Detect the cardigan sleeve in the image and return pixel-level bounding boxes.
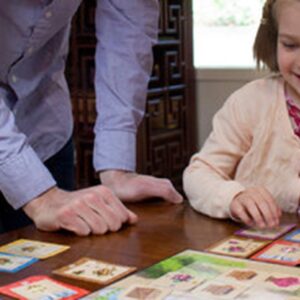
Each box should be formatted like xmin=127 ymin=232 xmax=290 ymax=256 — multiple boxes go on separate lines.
xmin=183 ymin=93 xmax=253 ymax=219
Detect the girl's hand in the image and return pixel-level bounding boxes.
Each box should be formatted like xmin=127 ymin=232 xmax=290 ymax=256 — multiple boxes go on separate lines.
xmin=230 ymin=187 xmax=282 ymax=228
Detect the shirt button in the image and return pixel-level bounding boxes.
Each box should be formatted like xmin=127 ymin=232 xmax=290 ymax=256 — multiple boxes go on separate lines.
xmin=45 ymin=11 xmax=52 ymax=18
xmin=11 ymin=75 xmax=18 ymax=83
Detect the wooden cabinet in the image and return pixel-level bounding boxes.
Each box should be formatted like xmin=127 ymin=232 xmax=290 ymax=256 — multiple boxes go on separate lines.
xmin=68 ymin=0 xmax=196 ymax=192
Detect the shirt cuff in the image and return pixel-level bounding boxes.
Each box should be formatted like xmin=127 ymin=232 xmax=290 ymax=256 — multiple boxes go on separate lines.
xmin=93 ymin=130 xmax=136 ymax=172
xmin=0 ymin=146 xmax=56 ymax=209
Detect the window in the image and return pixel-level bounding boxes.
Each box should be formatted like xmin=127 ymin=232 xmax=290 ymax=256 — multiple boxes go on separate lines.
xmin=193 ymin=0 xmax=264 ymax=68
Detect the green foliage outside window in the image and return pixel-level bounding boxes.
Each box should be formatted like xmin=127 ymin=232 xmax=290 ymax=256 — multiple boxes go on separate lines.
xmin=195 ymin=0 xmax=265 ymax=27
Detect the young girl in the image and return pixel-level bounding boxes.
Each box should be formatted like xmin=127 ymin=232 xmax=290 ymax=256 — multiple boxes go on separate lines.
xmin=183 ymin=0 xmax=300 ymax=229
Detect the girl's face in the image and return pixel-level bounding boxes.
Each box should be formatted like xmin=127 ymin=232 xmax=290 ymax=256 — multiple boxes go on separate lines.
xmin=277 ymin=1 xmax=300 ymax=103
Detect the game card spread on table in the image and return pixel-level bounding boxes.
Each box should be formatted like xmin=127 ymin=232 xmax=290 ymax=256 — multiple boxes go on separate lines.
xmin=206 ymin=236 xmax=269 ymax=258
xmin=0 ymin=275 xmax=88 ymax=300
xmin=251 ymin=240 xmax=300 ymax=266
xmin=0 ymin=239 xmax=70 ymax=259
xmin=53 ymin=257 xmax=136 ymax=285
xmin=283 ymin=228 xmax=300 ymax=243
xmin=79 ymin=250 xmax=300 ymax=300
xmin=0 ymin=252 xmax=38 ymax=273
xmin=235 ymin=224 xmax=296 ymax=240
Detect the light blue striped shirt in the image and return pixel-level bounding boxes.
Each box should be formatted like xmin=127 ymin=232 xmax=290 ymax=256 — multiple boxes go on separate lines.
xmin=0 ymin=0 xmax=158 ymax=209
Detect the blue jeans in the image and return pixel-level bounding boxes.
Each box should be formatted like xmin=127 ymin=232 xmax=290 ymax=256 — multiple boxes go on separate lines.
xmin=0 ymin=138 xmax=75 ymax=233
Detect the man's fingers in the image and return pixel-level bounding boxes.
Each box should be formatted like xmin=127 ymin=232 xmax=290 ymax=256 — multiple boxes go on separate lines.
xmin=127 ymin=209 xmax=138 ymax=224
xmin=138 ymin=177 xmax=183 ymax=204
xmin=57 ymin=205 xmax=92 ymax=236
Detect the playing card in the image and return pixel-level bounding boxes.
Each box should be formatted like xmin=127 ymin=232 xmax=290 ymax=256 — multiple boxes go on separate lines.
xmin=0 ymin=275 xmax=88 ymax=300
xmin=235 ymin=224 xmax=296 ymax=240
xmin=206 ymin=236 xmax=269 ymax=258
xmin=119 ymin=284 xmax=171 ymax=300
xmin=283 ymin=229 xmax=300 ymax=243
xmin=53 ymin=257 xmax=136 ymax=285
xmin=0 ymin=252 xmax=38 ymax=273
xmin=0 ymin=239 xmax=70 ymax=259
xmin=251 ymin=240 xmax=300 ymax=266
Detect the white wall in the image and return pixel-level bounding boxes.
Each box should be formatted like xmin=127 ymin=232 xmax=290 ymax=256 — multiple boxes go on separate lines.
xmin=195 ymin=68 xmax=269 ymax=148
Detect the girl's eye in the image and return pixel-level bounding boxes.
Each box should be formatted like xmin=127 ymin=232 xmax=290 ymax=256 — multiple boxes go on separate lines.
xmin=282 ymin=42 xmax=297 ymax=49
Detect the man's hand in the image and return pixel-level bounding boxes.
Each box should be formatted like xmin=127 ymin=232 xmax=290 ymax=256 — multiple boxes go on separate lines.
xmin=100 ymin=170 xmax=183 ymax=203
xmin=23 ymin=186 xmax=138 ymax=236
xmin=230 ymin=186 xmax=281 ymax=229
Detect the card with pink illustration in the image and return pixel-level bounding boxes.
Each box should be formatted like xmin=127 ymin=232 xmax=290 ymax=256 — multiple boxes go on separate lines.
xmin=206 ymin=236 xmax=269 ymax=258
xmin=235 ymin=224 xmax=296 ymax=240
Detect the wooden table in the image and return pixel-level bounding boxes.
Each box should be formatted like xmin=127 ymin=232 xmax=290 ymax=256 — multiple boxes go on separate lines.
xmin=0 ymin=201 xmax=298 ymax=299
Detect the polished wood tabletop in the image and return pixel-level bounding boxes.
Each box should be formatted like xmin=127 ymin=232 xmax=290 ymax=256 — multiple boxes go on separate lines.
xmin=0 ymin=200 xmax=299 ymax=298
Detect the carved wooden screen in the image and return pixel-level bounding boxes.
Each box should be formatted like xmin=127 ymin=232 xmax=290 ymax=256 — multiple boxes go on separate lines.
xmin=68 ymin=0 xmax=196 ymax=192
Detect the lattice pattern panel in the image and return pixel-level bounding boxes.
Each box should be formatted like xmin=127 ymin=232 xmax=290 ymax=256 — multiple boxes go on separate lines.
xmin=68 ymin=0 xmax=195 ymax=191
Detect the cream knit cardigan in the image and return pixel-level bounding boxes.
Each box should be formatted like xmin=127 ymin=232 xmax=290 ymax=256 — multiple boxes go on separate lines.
xmin=183 ymin=75 xmax=300 ymax=219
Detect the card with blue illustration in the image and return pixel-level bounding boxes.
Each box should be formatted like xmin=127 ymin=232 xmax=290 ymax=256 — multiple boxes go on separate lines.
xmin=0 ymin=252 xmax=38 ymax=273
xmin=283 ymin=229 xmax=300 ymax=243
xmin=251 ymin=240 xmax=300 ymax=266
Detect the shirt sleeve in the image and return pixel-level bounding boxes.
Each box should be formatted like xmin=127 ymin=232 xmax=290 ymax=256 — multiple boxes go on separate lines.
xmin=183 ymin=94 xmax=253 ymax=219
xmin=93 ymin=0 xmax=159 ymax=172
xmin=0 ymin=91 xmax=56 ymax=210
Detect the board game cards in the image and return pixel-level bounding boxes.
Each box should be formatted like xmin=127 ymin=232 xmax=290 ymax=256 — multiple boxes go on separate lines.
xmin=53 ymin=257 xmax=136 ymax=285
xmin=251 ymin=240 xmax=300 ymax=266
xmin=206 ymin=236 xmax=269 ymax=258
xmin=190 ymin=279 xmax=248 ymax=299
xmin=119 ymin=284 xmax=171 ymax=300
xmin=235 ymin=224 xmax=296 ymax=240
xmin=0 ymin=275 xmax=88 ymax=300
xmin=152 ymin=271 xmax=205 ymax=291
xmin=0 ymin=252 xmax=38 ymax=273
xmin=0 ymin=239 xmax=70 ymax=259
xmin=283 ymin=228 xmax=300 ymax=243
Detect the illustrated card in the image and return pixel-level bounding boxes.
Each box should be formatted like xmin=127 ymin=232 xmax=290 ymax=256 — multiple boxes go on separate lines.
xmin=152 ymin=271 xmax=205 ymax=291
xmin=53 ymin=257 xmax=136 ymax=285
xmin=235 ymin=224 xmax=296 ymax=240
xmin=119 ymin=284 xmax=170 ymax=300
xmin=0 ymin=252 xmax=38 ymax=273
xmin=0 ymin=275 xmax=88 ymax=300
xmin=79 ymin=287 xmax=123 ymax=299
xmin=206 ymin=236 xmax=269 ymax=258
xmin=251 ymin=240 xmax=300 ymax=266
xmin=215 ymin=268 xmax=268 ymax=286
xmin=0 ymin=239 xmax=70 ymax=259
xmin=283 ymin=228 xmax=300 ymax=243
xmin=190 ymin=280 xmax=248 ymax=299
xmin=260 ymin=273 xmax=300 ymax=292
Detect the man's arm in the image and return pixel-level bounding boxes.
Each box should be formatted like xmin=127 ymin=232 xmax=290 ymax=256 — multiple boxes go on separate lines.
xmin=0 ymin=90 xmax=56 ymax=209
xmin=0 ymin=89 xmax=137 ymax=235
xmin=94 ymin=0 xmax=183 ymax=203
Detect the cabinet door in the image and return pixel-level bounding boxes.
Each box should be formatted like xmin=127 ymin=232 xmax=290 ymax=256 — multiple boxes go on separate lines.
xmin=68 ymin=0 xmax=196 ymax=192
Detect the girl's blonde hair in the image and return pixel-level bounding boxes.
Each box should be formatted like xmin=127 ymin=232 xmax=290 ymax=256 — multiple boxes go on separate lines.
xmin=253 ymin=0 xmax=279 ymax=71
xmin=253 ymin=0 xmax=297 ymax=71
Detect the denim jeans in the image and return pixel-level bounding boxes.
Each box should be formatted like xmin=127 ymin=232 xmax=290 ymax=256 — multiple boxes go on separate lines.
xmin=0 ymin=138 xmax=75 ymax=233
